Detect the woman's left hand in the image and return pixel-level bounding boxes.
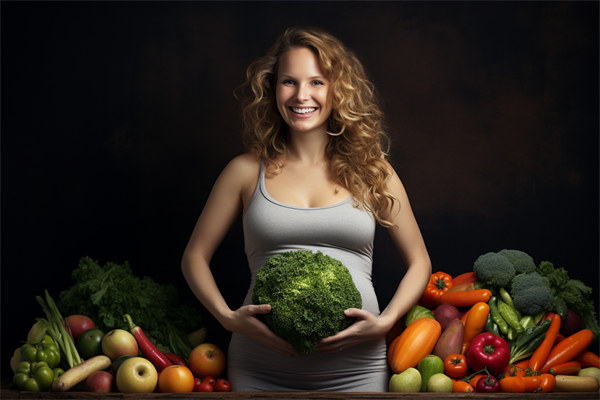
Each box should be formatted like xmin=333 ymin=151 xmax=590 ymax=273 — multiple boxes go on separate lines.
xmin=314 ymin=308 xmax=389 ymax=353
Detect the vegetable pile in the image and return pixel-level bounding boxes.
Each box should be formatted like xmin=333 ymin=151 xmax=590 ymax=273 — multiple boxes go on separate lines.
xmin=252 ymin=250 xmax=362 ymax=354
xmin=57 ymin=257 xmax=203 ymax=360
xmin=9 ymin=256 xmax=231 ymax=394
xmin=387 ymin=248 xmax=600 ymax=394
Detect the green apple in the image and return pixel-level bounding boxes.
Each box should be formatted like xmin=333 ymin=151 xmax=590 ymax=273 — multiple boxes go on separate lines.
xmin=417 ymin=354 xmax=444 ymax=391
xmin=76 ymin=328 xmax=105 ymax=359
xmin=578 ymin=367 xmax=600 ymax=384
xmin=115 ymin=357 xmax=157 ymax=393
xmin=427 ymin=373 xmax=453 ymax=393
xmin=389 ymin=367 xmax=422 ymax=392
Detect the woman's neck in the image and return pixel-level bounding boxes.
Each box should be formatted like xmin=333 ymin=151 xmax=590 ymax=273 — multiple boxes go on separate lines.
xmin=285 ymin=129 xmax=330 ymax=164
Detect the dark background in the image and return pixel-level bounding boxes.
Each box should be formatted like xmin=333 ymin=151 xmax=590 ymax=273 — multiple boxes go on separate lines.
xmin=2 ymin=1 xmax=598 ymax=380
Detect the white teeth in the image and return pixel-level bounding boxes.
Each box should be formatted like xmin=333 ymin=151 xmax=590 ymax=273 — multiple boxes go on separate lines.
xmin=291 ymin=107 xmax=317 ymax=114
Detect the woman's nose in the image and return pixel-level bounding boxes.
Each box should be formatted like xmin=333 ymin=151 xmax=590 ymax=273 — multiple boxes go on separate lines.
xmin=295 ymin=84 xmax=311 ymax=101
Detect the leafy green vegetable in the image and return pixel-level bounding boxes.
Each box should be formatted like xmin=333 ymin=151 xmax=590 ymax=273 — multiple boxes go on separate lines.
xmin=537 ymin=260 xmax=599 ymax=342
xmin=252 ymin=250 xmax=362 ymax=354
xmin=57 ymin=257 xmax=203 ymax=360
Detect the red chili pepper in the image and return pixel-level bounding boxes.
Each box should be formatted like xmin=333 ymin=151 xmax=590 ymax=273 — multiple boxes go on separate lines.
xmin=466 ymin=332 xmax=510 ymax=375
xmin=164 ymin=352 xmax=189 ymax=368
xmin=123 ymin=314 xmax=173 ymax=371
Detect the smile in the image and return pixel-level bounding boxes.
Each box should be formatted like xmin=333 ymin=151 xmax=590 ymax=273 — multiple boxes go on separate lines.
xmin=290 ymin=107 xmax=317 ymax=114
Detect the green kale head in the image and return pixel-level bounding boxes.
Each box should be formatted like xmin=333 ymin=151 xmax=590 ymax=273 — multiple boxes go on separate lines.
xmin=252 ymin=250 xmax=362 ymax=354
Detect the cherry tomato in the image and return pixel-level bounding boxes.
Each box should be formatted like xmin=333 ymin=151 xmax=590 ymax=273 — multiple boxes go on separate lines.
xmin=444 ymin=354 xmax=468 ymax=378
xmin=215 ymin=378 xmax=231 ymax=392
xmin=193 ymin=377 xmax=202 ymax=392
xmin=202 ymin=375 xmax=216 ymax=386
xmin=195 ymin=381 xmax=214 ymax=392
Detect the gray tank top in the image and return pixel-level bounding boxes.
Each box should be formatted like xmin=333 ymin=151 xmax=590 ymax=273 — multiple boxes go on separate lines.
xmin=227 ymin=162 xmax=388 ymax=392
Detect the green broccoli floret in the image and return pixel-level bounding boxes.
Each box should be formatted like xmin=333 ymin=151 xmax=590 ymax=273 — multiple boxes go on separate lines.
xmin=511 ymin=272 xmax=554 ymax=315
xmin=498 ymin=249 xmax=537 ymax=274
xmin=473 ymin=252 xmax=516 ymax=288
xmin=510 ymin=272 xmax=550 ymax=294
xmin=252 ymin=250 xmax=362 ymax=354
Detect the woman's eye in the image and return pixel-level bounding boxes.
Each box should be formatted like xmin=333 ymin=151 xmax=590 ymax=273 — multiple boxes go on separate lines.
xmin=282 ymin=79 xmax=295 ymax=86
xmin=312 ymin=80 xmax=324 ymax=86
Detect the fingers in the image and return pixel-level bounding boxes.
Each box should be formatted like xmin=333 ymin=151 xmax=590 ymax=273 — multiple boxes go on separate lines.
xmin=241 ymin=303 xmax=272 ymax=316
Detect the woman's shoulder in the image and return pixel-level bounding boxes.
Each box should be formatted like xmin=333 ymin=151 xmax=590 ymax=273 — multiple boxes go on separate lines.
xmin=225 ymin=152 xmax=261 ymax=175
xmin=218 ymin=153 xmax=261 ymax=190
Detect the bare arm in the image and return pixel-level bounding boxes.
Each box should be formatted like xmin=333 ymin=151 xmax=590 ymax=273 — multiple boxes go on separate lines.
xmin=181 ymin=154 xmax=296 ymax=356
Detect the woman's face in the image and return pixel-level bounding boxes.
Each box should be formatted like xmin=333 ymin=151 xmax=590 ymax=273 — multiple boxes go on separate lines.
xmin=275 ymin=47 xmax=332 ymax=136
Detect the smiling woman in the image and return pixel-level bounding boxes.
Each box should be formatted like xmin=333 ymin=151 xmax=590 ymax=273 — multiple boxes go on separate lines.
xmin=275 ymin=47 xmax=332 ymax=136
xmin=181 ymin=26 xmax=432 ymax=391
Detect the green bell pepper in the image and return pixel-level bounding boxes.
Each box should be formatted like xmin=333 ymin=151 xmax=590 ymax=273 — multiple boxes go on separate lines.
xmin=20 ymin=335 xmax=60 ymax=369
xmin=13 ymin=361 xmax=55 ymax=391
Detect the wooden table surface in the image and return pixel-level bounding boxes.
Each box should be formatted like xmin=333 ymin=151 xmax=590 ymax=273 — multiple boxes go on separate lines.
xmin=2 ymin=389 xmax=599 ymax=399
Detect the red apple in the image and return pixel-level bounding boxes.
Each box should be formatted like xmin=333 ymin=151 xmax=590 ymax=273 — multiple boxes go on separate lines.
xmin=101 ymin=329 xmax=139 ymax=361
xmin=64 ymin=315 xmax=95 ymax=340
xmin=116 ymin=357 xmax=158 ymax=393
xmin=85 ymin=370 xmax=114 ymax=393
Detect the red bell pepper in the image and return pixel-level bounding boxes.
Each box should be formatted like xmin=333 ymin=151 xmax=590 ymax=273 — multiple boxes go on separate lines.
xmin=466 ymin=332 xmax=510 ymax=375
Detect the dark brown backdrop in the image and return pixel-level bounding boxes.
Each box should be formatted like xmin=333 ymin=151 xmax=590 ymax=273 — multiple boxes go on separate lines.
xmin=2 ymin=1 xmax=598 ymax=377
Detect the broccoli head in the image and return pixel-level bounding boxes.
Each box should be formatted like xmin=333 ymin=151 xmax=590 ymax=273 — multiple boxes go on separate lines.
xmin=473 ymin=252 xmax=516 ymax=288
xmin=511 ymin=272 xmax=554 ymax=315
xmin=252 ymin=250 xmax=362 ymax=354
xmin=498 ymin=249 xmax=537 ymax=274
xmin=512 ymin=285 xmax=555 ymax=316
xmin=510 ymin=271 xmax=550 ymax=294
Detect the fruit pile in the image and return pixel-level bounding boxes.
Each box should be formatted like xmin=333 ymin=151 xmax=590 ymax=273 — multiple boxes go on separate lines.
xmin=9 ymin=291 xmax=230 ymax=393
xmin=386 ymin=270 xmax=600 ymax=393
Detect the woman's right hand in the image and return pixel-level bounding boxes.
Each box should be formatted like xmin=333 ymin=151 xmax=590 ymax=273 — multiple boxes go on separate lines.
xmin=222 ymin=304 xmax=298 ymax=357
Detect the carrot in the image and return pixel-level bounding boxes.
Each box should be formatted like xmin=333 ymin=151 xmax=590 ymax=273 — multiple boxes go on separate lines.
xmin=576 ymin=350 xmax=600 ymax=368
xmin=439 ymin=289 xmax=492 ymax=308
xmin=124 ymin=314 xmax=172 ymax=371
xmin=529 ymin=313 xmax=561 ymax=372
xmin=462 ymin=302 xmax=490 ymax=353
xmin=549 ymin=360 xmax=581 ymax=375
xmin=540 ymin=329 xmax=593 ymax=373
xmin=451 ymin=271 xmax=478 ymax=286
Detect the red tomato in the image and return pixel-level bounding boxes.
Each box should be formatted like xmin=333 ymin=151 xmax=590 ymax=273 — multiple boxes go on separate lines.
xmin=196 ymin=381 xmax=214 ymax=392
xmin=193 ymin=377 xmax=202 ymax=392
xmin=444 ymin=354 xmax=468 ymax=379
xmin=202 ymin=375 xmax=216 ymax=386
xmin=157 ymin=365 xmax=195 ymax=393
xmin=215 ymin=378 xmax=231 ymax=392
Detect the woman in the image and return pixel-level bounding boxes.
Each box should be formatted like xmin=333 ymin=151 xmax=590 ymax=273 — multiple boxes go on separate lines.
xmin=182 ymin=26 xmax=431 ymax=391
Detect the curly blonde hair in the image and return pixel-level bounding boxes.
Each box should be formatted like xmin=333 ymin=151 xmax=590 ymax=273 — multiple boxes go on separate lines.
xmin=235 ymin=26 xmax=398 ymax=227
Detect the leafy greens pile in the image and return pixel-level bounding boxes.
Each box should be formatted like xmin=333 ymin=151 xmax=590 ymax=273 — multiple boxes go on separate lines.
xmin=57 ymin=256 xmax=203 ymax=359
xmin=537 ymin=260 xmax=599 ymax=342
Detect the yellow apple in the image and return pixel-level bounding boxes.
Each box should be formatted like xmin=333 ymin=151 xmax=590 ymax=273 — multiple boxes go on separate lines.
xmin=101 ymin=329 xmax=138 ymax=361
xmin=115 ymin=357 xmax=157 ymax=393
